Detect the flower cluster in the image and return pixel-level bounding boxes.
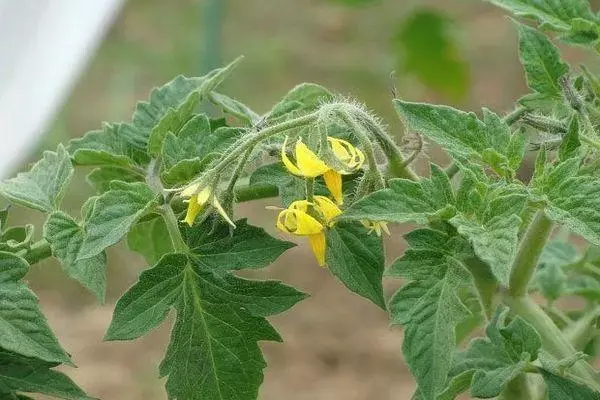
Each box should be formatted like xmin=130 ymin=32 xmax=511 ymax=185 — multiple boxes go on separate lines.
xmin=275 ymin=136 xmax=387 ymax=266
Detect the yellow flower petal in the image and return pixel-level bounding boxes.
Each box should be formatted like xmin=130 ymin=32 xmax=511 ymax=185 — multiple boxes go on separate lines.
xmin=281 ymin=136 xmax=303 ymax=176
xmin=288 ymin=200 xmax=310 ymax=214
xmin=328 ymin=137 xmax=365 ymax=172
xmin=294 ymin=139 xmax=329 ymax=177
xmin=361 ymin=220 xmax=391 ymax=237
xmin=196 ymin=187 xmax=211 ymax=205
xmin=308 ymin=232 xmax=327 ymax=267
xmin=276 ymin=209 xmax=323 ymax=236
xmin=323 ymin=170 xmax=343 ymax=205
xmin=183 ymin=195 xmax=203 ymax=226
xmin=313 ymin=196 xmax=342 ymax=223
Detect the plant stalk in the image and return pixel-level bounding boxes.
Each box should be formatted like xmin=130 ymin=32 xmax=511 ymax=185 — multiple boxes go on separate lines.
xmin=508 ymin=210 xmax=553 ymax=297
xmin=19 ymin=239 xmax=52 ymax=265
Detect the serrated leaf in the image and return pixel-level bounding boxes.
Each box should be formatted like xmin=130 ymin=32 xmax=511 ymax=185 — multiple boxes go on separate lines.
xmin=0 ymin=252 xmax=71 ymax=364
xmin=488 ymin=0 xmax=596 ymax=31
xmin=541 ymin=369 xmax=600 ymax=399
xmin=78 ymin=181 xmax=157 ymax=260
xmin=127 ymin=215 xmax=174 ymax=265
xmin=393 ymin=101 xmax=523 ymax=174
xmin=161 ymin=114 xmax=240 ymax=173
xmin=559 ymin=115 xmax=581 ymax=161
xmin=326 ymin=221 xmax=385 ymax=308
xmin=0 ymin=350 xmax=93 ymax=400
xmin=0 ymin=145 xmax=73 ymax=213
xmin=106 ymin=253 xmax=306 ymax=400
xmin=183 ymin=218 xmax=295 ymax=272
xmin=85 ymin=166 xmax=144 ymax=194
xmin=161 ymin=157 xmax=218 ymax=187
xmin=539 ymin=159 xmax=600 ymax=245
xmin=268 ymin=83 xmax=333 ymax=121
xmin=342 ymin=164 xmax=455 ymax=225
xmin=388 ymin=229 xmax=473 ymax=400
xmin=44 ymin=212 xmax=107 ymax=302
xmin=0 ymin=225 xmax=34 ymax=252
xmin=147 ymin=91 xmax=201 ymax=156
xmin=120 ymin=57 xmax=242 ymax=151
xmin=516 ymin=22 xmax=569 ymax=104
xmin=209 ymin=92 xmax=260 ymax=125
xmin=394 ymin=9 xmax=469 ymax=100
xmin=67 ymin=123 xmax=149 ymax=168
xmin=450 ymin=213 xmax=522 ymax=286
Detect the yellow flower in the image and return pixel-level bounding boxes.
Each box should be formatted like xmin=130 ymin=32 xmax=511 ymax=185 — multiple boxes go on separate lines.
xmin=281 ymin=136 xmax=364 ymax=205
xmin=361 ymin=220 xmax=391 ymax=237
xmin=274 ymin=196 xmax=342 ymax=267
xmin=181 ymin=183 xmax=235 ymax=227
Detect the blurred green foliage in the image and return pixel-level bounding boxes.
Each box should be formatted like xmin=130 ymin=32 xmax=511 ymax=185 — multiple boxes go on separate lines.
xmin=393 ymin=9 xmax=470 ymax=101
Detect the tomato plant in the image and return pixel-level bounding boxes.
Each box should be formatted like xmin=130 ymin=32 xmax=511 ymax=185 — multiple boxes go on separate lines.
xmin=2 ymin=1 xmax=600 ymax=399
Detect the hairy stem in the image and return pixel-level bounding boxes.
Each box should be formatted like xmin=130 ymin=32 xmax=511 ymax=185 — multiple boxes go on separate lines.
xmin=508 ymin=210 xmax=553 ymax=297
xmin=19 ymin=239 xmax=52 ymax=265
xmin=506 ymin=296 xmax=600 ymax=391
xmin=160 ymin=204 xmax=188 ymax=253
xmin=564 ymin=305 xmax=600 ymax=350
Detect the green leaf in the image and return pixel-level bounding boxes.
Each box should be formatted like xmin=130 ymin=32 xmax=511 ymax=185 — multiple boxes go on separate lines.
xmin=541 ymin=369 xmax=600 ymax=399
xmin=326 ymin=221 xmax=385 ymax=308
xmin=44 ymin=212 xmax=107 ymax=302
xmin=488 ymin=0 xmax=596 ymax=32
xmin=78 ymin=181 xmax=158 ymax=260
xmin=183 ymin=218 xmax=295 ymax=272
xmin=393 ymin=101 xmax=523 ymax=174
xmin=0 ymin=145 xmax=73 ymax=213
xmin=249 ymin=163 xmax=304 ymax=206
xmin=394 ymin=9 xmax=469 ymax=100
xmin=0 ymin=350 xmax=93 ymax=400
xmin=67 ymin=123 xmax=149 ymax=168
xmin=147 ymin=92 xmax=201 ymax=157
xmin=0 ymin=225 xmax=34 ymax=252
xmin=451 ymin=309 xmax=541 ymax=398
xmin=106 ymin=253 xmax=306 ymax=400
xmin=161 ymin=157 xmax=218 ymax=187
xmin=86 ymin=166 xmax=144 ymax=194
xmin=341 ymin=164 xmax=455 ymax=225
xmin=516 ymin=22 xmax=569 ymax=104
xmin=127 ymin=215 xmax=174 ymax=265
xmin=559 ymin=115 xmax=581 ymax=161
xmin=120 ymin=57 xmax=242 ymax=151
xmin=437 ymin=370 xmax=476 ymax=400
xmin=0 ymin=252 xmax=71 ymax=364
xmin=538 ymin=159 xmax=600 ymax=245
xmin=388 ymin=229 xmax=473 ymax=400
xmin=209 ymin=92 xmax=260 ymax=125
xmin=161 ymin=114 xmax=240 ymax=174
xmin=268 ymin=83 xmax=333 ymax=121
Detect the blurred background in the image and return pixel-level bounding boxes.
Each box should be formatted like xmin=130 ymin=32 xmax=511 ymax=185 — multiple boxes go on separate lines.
xmin=2 ymin=0 xmax=598 ymax=399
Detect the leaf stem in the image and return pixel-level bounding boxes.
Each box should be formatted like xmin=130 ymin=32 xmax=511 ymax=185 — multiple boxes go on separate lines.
xmin=505 ymin=296 xmax=600 ymax=392
xmin=18 ymin=239 xmax=52 ymax=265
xmin=563 ymin=305 xmax=600 ymax=350
xmin=508 ymin=210 xmax=553 ymax=297
xmin=160 ymin=204 xmax=188 ymax=253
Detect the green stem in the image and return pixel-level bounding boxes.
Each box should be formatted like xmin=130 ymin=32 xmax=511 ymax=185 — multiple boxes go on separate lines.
xmin=445 ymin=163 xmax=460 ymax=180
xmin=504 ymin=106 xmax=527 ymax=126
xmin=464 ymin=256 xmax=498 ymax=321
xmin=233 ymin=183 xmax=278 ymax=202
xmin=226 ymin=147 xmax=254 ymax=195
xmin=564 ymin=305 xmax=600 ymax=350
xmin=337 ymin=111 xmax=386 ymax=188
xmin=160 ymin=205 xmax=188 ymax=253
xmin=508 ymin=211 xmax=553 ymax=297
xmin=506 ymin=296 xmax=600 ymax=392
xmin=19 ymin=239 xmax=52 ymax=265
